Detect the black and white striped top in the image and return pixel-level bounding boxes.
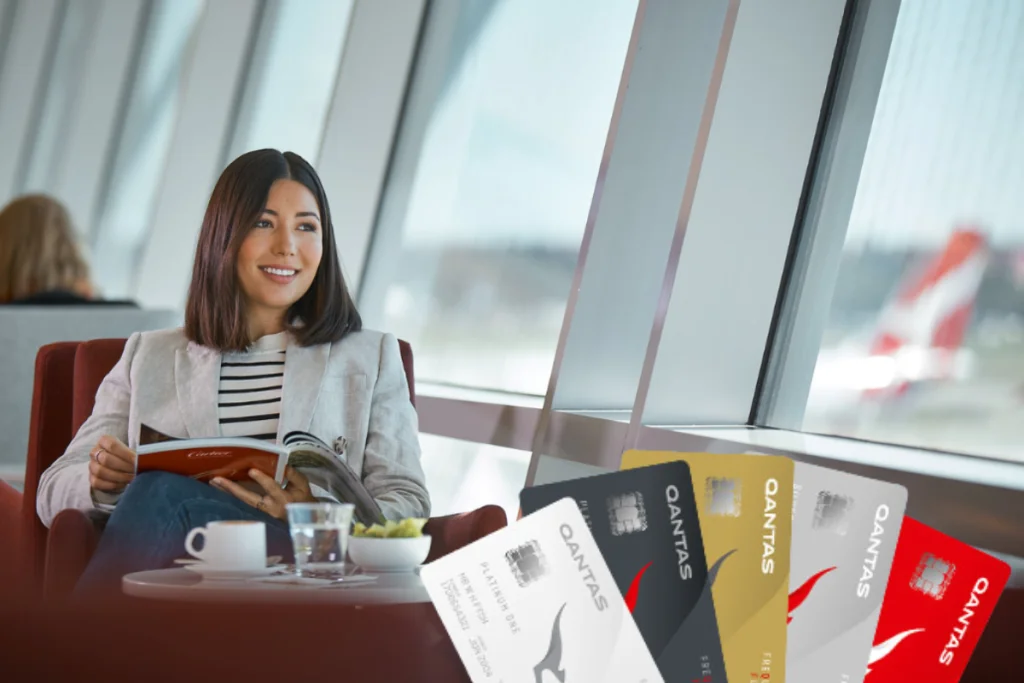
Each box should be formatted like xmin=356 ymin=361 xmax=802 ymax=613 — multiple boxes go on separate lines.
xmin=218 ymin=331 xmax=287 ymax=440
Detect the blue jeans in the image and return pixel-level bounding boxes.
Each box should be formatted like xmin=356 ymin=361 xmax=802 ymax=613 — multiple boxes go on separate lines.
xmin=74 ymin=472 xmax=293 ymax=599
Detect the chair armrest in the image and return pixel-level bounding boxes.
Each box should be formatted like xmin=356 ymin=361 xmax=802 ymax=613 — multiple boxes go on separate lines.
xmin=0 ymin=480 xmax=25 ymax=600
xmin=0 ymin=479 xmax=22 ymax=543
xmin=424 ymin=504 xmax=508 ymax=564
xmin=43 ymin=508 xmax=102 ymax=601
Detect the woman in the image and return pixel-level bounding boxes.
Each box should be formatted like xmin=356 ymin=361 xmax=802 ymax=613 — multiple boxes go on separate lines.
xmin=35 ymin=150 xmax=430 ymax=596
xmin=0 ymin=194 xmax=97 ymax=304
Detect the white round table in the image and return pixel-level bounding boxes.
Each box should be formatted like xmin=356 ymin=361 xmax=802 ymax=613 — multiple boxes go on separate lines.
xmin=122 ymin=567 xmax=431 ymax=605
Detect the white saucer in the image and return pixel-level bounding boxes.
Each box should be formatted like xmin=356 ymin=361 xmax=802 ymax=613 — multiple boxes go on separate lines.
xmin=254 ymin=573 xmax=378 ymax=587
xmin=182 ymin=564 xmax=287 ymax=580
xmin=352 ymin=565 xmax=422 ymax=574
xmin=175 ymin=555 xmax=282 ymax=566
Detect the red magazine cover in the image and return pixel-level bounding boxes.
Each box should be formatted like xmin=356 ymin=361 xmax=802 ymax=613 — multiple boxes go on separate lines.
xmin=136 ymin=423 xmax=287 ymax=483
xmin=135 ymin=444 xmax=285 ymax=483
xmin=134 ymin=423 xmax=386 ymax=526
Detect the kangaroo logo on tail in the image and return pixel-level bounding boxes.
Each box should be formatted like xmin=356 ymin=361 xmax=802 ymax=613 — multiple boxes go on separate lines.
xmin=533 ymin=603 xmax=568 ymax=682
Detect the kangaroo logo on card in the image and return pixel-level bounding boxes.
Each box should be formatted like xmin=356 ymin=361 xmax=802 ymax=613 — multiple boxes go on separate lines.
xmin=520 ymin=461 xmax=726 ymax=682
xmin=621 ymin=450 xmax=793 ymax=683
xmin=786 ymin=462 xmax=908 ymax=683
xmin=420 ymin=497 xmax=665 ymax=683
xmin=534 ymin=603 xmax=567 ymax=682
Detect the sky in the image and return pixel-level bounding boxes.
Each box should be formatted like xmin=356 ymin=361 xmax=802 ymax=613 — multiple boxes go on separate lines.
xmin=846 ymin=0 xmax=1024 ymax=250
xmin=401 ymin=0 xmax=638 ymax=249
xmin=396 ymin=0 xmax=1024 ymax=252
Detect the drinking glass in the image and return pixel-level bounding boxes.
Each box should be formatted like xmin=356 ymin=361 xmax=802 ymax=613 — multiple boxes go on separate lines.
xmin=285 ymin=502 xmax=355 ymax=577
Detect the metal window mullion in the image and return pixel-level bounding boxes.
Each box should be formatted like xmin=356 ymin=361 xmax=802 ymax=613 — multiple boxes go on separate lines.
xmin=757 ymin=0 xmax=903 ymax=431
xmin=0 ymin=0 xmax=63 ymax=202
xmin=316 ymin=0 xmax=427 ymax=298
xmin=351 ymin=0 xmax=474 ymax=322
xmin=86 ymin=0 xmax=154 ymax=245
xmin=632 ymin=0 xmax=856 ymax=433
xmin=221 ymin=0 xmax=278 ymax=165
xmin=49 ymin=0 xmax=148 ymax=237
xmin=0 ymin=1 xmax=18 ymax=68
xmin=132 ymin=0 xmax=263 ymax=309
xmin=525 ymin=0 xmax=742 ymax=485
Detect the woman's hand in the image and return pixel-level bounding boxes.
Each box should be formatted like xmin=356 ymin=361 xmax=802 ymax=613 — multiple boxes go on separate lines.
xmin=210 ymin=466 xmax=316 ymax=520
xmin=88 ymin=435 xmax=137 ymax=494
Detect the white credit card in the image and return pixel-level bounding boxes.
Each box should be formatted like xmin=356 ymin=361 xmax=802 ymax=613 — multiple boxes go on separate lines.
xmin=420 ymin=496 xmax=665 ymax=683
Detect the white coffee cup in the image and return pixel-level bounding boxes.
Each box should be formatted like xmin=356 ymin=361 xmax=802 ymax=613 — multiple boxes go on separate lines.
xmin=184 ymin=520 xmax=267 ymax=568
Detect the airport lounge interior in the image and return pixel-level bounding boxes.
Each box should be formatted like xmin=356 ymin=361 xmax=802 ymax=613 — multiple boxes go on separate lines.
xmin=0 ymin=0 xmax=1021 ymax=681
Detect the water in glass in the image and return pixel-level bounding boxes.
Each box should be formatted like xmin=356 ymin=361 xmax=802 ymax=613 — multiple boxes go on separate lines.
xmin=286 ymin=502 xmax=354 ymax=577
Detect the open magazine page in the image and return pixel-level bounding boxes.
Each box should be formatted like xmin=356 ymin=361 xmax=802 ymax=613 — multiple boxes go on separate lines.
xmin=282 ymin=431 xmax=386 ymax=526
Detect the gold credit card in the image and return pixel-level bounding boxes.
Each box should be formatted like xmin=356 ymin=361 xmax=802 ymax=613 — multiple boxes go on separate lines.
xmin=621 ymin=450 xmax=793 ymax=683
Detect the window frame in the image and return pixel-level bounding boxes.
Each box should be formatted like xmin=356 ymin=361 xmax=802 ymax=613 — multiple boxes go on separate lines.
xmin=756 ymin=0 xmax=904 ymax=432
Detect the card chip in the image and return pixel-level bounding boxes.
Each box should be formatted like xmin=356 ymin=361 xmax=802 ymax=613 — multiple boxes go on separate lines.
xmin=505 ymin=540 xmax=547 ymax=587
xmin=910 ymin=552 xmax=956 ymax=599
xmin=812 ymin=490 xmax=854 ymax=536
xmin=606 ymin=491 xmax=647 ymax=536
xmin=704 ymin=477 xmax=740 ymax=517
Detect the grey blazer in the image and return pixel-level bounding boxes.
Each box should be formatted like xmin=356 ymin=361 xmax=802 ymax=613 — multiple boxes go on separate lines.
xmin=35 ymin=327 xmax=430 ymax=527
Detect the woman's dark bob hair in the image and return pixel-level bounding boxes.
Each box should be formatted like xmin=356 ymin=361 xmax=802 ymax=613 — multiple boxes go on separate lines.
xmin=184 ymin=149 xmax=361 ymax=351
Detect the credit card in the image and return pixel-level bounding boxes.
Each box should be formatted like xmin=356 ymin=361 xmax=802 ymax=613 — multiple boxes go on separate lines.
xmin=787 ymin=462 xmax=907 ymax=683
xmin=866 ymin=517 xmax=1010 ymax=683
xmin=520 ymin=461 xmax=725 ymax=682
xmin=420 ymin=496 xmax=666 ymax=683
xmin=621 ymin=450 xmax=793 ymax=683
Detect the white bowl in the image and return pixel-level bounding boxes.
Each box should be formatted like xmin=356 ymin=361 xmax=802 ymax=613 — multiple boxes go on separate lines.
xmin=348 ymin=535 xmax=432 ymax=573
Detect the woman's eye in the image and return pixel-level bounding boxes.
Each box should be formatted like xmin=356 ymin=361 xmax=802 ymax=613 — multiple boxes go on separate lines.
xmin=299 ymin=222 xmax=318 ymax=232
xmin=255 ymin=219 xmax=272 ymax=228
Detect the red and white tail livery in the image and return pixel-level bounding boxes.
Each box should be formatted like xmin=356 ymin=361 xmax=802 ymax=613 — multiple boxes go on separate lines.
xmin=808 ymin=227 xmax=989 ymax=407
xmin=864 ymin=227 xmax=988 ymax=399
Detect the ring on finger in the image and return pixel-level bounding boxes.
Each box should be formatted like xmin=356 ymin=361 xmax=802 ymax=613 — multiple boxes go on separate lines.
xmin=256 ymin=497 xmax=267 ymax=512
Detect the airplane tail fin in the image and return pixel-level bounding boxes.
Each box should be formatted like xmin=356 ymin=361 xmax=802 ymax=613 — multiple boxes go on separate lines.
xmin=864 ymin=227 xmax=988 ymax=399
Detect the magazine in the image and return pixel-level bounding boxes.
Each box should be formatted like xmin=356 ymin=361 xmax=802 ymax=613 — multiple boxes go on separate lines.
xmin=136 ymin=424 xmax=385 ymax=525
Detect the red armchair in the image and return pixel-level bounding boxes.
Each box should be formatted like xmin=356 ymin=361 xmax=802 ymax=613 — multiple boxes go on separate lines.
xmin=17 ymin=341 xmax=79 ymax=598
xmin=0 ymin=479 xmax=23 ymax=595
xmin=0 ymin=480 xmax=20 ymax=539
xmin=18 ymin=336 xmax=502 ymax=601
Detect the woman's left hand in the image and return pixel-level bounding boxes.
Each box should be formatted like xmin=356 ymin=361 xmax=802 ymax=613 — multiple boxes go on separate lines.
xmin=211 ymin=466 xmax=316 ymax=520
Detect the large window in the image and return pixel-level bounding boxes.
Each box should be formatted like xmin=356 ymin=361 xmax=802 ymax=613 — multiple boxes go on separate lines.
xmin=90 ymin=0 xmax=205 ymax=298
xmin=20 ymin=0 xmax=96 ymax=194
xmin=226 ymin=0 xmax=352 ymax=163
xmin=358 ymin=0 xmax=637 ymax=395
xmin=800 ymin=0 xmax=1024 ymax=462
xmin=419 ymin=434 xmax=529 ymax=524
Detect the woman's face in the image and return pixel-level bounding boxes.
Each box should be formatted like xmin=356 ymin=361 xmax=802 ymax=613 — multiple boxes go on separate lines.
xmin=236 ymin=179 xmax=323 ymax=326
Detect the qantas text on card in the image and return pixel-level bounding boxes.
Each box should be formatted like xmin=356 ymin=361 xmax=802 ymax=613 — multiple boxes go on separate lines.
xmin=786 ymin=462 xmax=908 ymax=683
xmin=621 ymin=450 xmax=793 ymax=683
xmin=420 ymin=497 xmax=666 ymax=683
xmin=519 ymin=461 xmax=726 ymax=683
xmin=866 ymin=517 xmax=1010 ymax=683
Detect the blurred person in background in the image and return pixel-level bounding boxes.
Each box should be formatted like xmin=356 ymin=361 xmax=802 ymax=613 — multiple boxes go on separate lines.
xmin=0 ymin=194 xmax=96 ymax=305
xmin=0 ymin=194 xmax=136 ymax=306
xmin=35 ymin=149 xmax=429 ymax=598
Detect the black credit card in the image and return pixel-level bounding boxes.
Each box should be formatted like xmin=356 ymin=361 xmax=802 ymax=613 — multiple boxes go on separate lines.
xmin=520 ymin=461 xmax=726 ymax=683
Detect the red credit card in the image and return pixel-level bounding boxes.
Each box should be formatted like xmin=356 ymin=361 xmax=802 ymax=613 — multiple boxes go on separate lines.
xmin=866 ymin=517 xmax=1010 ymax=682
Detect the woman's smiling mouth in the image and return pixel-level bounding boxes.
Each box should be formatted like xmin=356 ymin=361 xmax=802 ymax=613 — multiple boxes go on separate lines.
xmin=259 ymin=265 xmax=299 ymax=283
